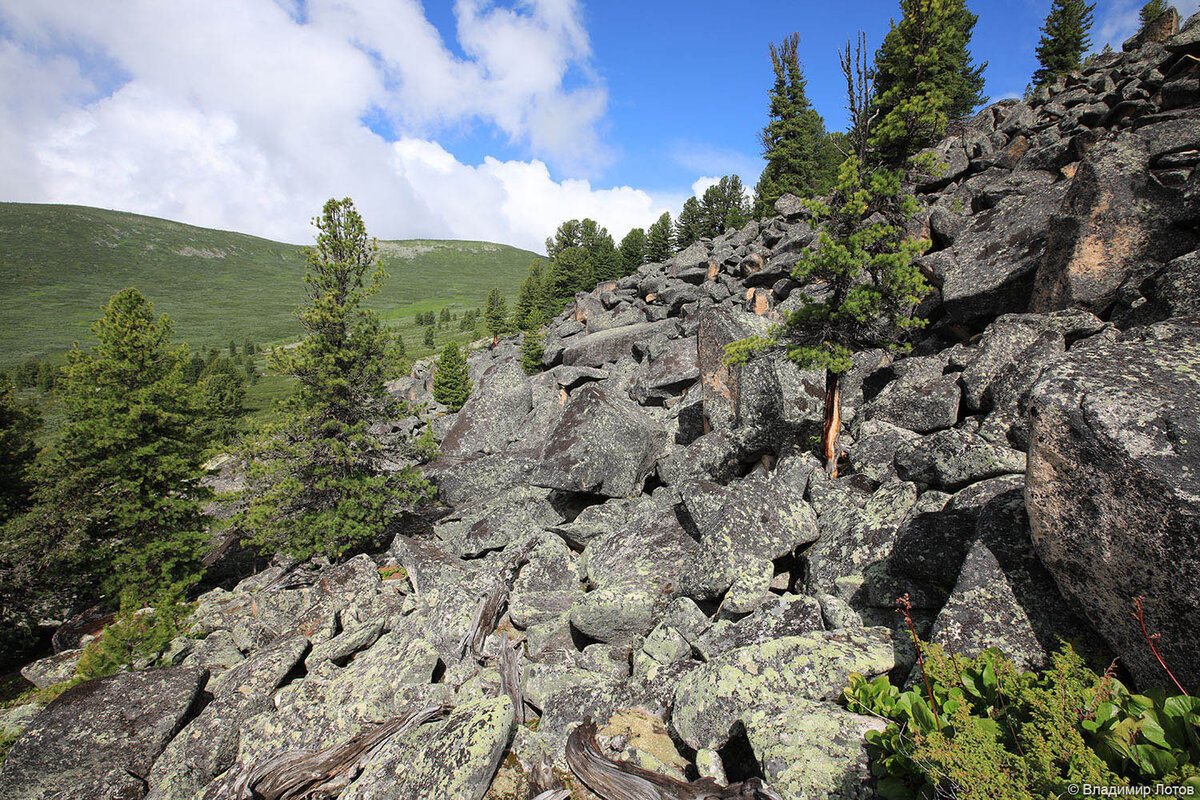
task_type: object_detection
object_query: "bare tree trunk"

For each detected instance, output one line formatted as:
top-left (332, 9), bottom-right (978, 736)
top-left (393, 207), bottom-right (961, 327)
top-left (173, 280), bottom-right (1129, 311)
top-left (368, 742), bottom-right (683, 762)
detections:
top-left (822, 369), bottom-right (842, 478)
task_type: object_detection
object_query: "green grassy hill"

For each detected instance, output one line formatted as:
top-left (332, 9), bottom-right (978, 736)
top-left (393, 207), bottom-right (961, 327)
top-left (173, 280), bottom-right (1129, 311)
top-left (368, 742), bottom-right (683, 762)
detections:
top-left (0, 202), bottom-right (543, 368)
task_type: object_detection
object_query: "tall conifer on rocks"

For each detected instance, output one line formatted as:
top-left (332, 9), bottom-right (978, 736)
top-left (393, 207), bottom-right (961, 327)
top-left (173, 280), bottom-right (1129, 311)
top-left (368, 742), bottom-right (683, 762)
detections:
top-left (675, 197), bottom-right (706, 250)
top-left (0, 377), bottom-right (39, 523)
top-left (3, 289), bottom-right (210, 603)
top-left (433, 341), bottom-right (471, 411)
top-left (618, 228), bottom-right (647, 276)
top-left (754, 33), bottom-right (840, 215)
top-left (1033, 0), bottom-right (1096, 87)
top-left (871, 0), bottom-right (987, 165)
top-left (485, 288), bottom-right (511, 346)
top-left (645, 212), bottom-right (675, 263)
top-left (726, 158), bottom-right (930, 476)
top-left (1139, 0), bottom-right (1169, 28)
top-left (240, 198), bottom-right (430, 560)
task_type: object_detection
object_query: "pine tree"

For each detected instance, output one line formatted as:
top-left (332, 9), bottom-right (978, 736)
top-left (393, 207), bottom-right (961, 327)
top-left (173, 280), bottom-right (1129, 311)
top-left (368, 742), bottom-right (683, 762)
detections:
top-left (700, 176), bottom-right (752, 236)
top-left (198, 358), bottom-right (247, 442)
top-left (519, 331), bottom-right (545, 376)
top-left (754, 33), bottom-right (840, 216)
top-left (7, 289), bottom-right (210, 603)
top-left (517, 263), bottom-right (549, 331)
top-left (0, 376), bottom-right (40, 522)
top-left (1140, 0), bottom-right (1168, 27)
top-left (1033, 0), bottom-right (1096, 87)
top-left (871, 0), bottom-right (988, 165)
top-left (618, 228), bottom-right (647, 277)
top-left (432, 341), bottom-right (471, 411)
top-left (423, 327), bottom-right (435, 347)
top-left (726, 158), bottom-right (930, 477)
top-left (645, 212), bottom-right (675, 263)
top-left (485, 288), bottom-right (511, 346)
top-left (439, 308), bottom-right (451, 325)
top-left (240, 199), bottom-right (430, 560)
top-left (675, 197), bottom-right (706, 250)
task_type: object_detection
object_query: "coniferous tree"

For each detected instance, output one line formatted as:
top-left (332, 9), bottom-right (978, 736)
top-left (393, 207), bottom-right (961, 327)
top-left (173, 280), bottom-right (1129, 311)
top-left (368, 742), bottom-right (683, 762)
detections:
top-left (0, 376), bottom-right (40, 522)
top-left (871, 0), bottom-right (987, 165)
top-left (6, 289), bottom-right (210, 603)
top-left (423, 326), bottom-right (435, 347)
top-left (516, 264), bottom-right (548, 332)
top-left (485, 288), bottom-right (511, 346)
top-left (1139, 0), bottom-right (1169, 27)
top-left (618, 228), bottom-right (647, 277)
top-left (675, 197), bottom-right (706, 250)
top-left (198, 358), bottom-right (247, 442)
top-left (439, 308), bottom-right (451, 325)
top-left (700, 176), bottom-right (752, 236)
top-left (726, 158), bottom-right (930, 477)
top-left (1033, 0), bottom-right (1096, 87)
top-left (519, 331), bottom-right (545, 376)
top-left (240, 198), bottom-right (430, 560)
top-left (754, 33), bottom-right (841, 216)
top-left (432, 341), bottom-right (471, 411)
top-left (645, 212), bottom-right (675, 263)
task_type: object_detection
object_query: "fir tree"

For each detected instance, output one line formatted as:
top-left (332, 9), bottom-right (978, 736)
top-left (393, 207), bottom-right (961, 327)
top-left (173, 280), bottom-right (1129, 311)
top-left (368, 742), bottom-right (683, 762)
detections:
top-left (439, 307), bottom-right (451, 324)
top-left (1140, 0), bottom-right (1169, 27)
top-left (618, 228), bottom-right (647, 276)
top-left (726, 158), bottom-right (930, 477)
top-left (754, 33), bottom-right (841, 215)
top-left (519, 331), bottom-right (545, 375)
top-left (240, 199), bottom-right (430, 560)
top-left (0, 376), bottom-right (40, 522)
top-left (423, 326), bottom-right (435, 347)
top-left (700, 175), bottom-right (751, 236)
top-left (516, 263), bottom-right (549, 332)
top-left (485, 288), bottom-right (511, 346)
top-left (432, 341), bottom-right (471, 411)
top-left (675, 197), bottom-right (706, 250)
top-left (1033, 0), bottom-right (1096, 87)
top-left (645, 212), bottom-right (675, 263)
top-left (198, 358), bottom-right (247, 442)
top-left (871, 0), bottom-right (988, 165)
top-left (6, 289), bottom-right (210, 603)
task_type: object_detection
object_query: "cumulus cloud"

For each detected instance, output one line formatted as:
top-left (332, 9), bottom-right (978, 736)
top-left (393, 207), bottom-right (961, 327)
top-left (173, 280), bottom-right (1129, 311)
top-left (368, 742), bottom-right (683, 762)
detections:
top-left (0, 0), bottom-right (676, 251)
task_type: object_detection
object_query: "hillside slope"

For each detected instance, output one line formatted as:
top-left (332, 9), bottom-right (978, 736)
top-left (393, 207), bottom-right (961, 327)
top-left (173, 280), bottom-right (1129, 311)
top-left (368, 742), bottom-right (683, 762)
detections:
top-left (0, 203), bottom-right (541, 367)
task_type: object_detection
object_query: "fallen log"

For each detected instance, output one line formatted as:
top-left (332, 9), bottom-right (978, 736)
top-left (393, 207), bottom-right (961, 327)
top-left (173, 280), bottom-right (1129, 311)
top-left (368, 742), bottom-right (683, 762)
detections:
top-left (565, 720), bottom-right (784, 800)
top-left (498, 635), bottom-right (525, 725)
top-left (459, 538), bottom-right (536, 660)
top-left (209, 702), bottom-right (449, 800)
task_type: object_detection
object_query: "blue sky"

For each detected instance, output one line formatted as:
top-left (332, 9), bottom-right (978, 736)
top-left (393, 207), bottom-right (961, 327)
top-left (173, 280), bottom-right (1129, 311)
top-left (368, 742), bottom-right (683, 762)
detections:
top-left (0, 0), bottom-right (1193, 252)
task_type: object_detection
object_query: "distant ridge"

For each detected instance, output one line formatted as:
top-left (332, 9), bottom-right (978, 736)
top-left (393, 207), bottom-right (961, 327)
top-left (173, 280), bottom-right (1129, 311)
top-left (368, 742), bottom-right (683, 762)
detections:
top-left (0, 202), bottom-right (542, 366)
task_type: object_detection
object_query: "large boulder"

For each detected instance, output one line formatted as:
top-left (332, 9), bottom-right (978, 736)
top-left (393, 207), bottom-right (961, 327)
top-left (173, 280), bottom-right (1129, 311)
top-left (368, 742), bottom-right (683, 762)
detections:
top-left (0, 667), bottom-right (206, 800)
top-left (532, 383), bottom-right (668, 498)
top-left (439, 357), bottom-right (533, 456)
top-left (560, 321), bottom-right (677, 368)
top-left (1032, 135), bottom-right (1197, 316)
top-left (1026, 318), bottom-right (1200, 690)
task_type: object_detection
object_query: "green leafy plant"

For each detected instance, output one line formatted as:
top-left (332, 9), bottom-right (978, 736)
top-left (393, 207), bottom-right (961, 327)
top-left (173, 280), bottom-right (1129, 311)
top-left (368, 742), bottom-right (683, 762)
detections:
top-left (843, 598), bottom-right (1200, 799)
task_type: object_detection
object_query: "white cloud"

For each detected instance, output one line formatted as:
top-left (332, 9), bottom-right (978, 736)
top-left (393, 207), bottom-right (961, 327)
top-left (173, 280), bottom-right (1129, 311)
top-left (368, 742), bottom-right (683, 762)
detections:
top-left (0, 0), bottom-right (676, 252)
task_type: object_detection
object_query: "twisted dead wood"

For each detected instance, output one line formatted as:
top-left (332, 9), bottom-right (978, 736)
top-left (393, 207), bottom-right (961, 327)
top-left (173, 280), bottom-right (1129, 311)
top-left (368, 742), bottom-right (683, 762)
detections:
top-left (565, 720), bottom-right (784, 800)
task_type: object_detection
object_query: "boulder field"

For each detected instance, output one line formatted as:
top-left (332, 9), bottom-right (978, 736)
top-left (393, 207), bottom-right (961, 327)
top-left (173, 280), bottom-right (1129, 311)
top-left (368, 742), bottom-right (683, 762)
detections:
top-left (4, 16), bottom-right (1200, 800)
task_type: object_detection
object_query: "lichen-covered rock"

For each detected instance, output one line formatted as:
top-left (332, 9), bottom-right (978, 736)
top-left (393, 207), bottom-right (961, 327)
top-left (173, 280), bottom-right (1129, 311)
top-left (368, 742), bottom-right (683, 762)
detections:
top-left (440, 357), bottom-right (533, 456)
top-left (509, 533), bottom-right (584, 629)
top-left (848, 421), bottom-right (921, 482)
top-left (342, 696), bottom-right (514, 800)
top-left (695, 594), bottom-right (824, 659)
top-left (743, 700), bottom-right (884, 800)
top-left (631, 335), bottom-right (700, 403)
top-left (426, 452), bottom-right (539, 507)
top-left (18, 648), bottom-right (83, 690)
top-left (0, 667), bottom-right (206, 800)
top-left (560, 321), bottom-right (677, 368)
top-left (680, 470), bottom-right (819, 600)
top-left (895, 428), bottom-right (1027, 491)
top-left (570, 586), bottom-right (660, 646)
top-left (532, 383), bottom-right (667, 498)
top-left (862, 370), bottom-right (961, 434)
top-left (433, 485), bottom-right (559, 557)
top-left (671, 628), bottom-right (894, 750)
top-left (1026, 318), bottom-right (1200, 689)
top-left (805, 480), bottom-right (918, 596)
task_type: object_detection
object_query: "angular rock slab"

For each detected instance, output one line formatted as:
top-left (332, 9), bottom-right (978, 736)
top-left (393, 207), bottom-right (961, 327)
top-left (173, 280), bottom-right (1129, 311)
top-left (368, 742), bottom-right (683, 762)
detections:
top-left (744, 701), bottom-right (884, 800)
top-left (0, 667), bottom-right (206, 800)
top-left (1026, 318), bottom-right (1200, 690)
top-left (342, 696), bottom-right (514, 800)
top-left (671, 628), bottom-right (894, 751)
top-left (440, 357), bottom-right (533, 457)
top-left (531, 383), bottom-right (667, 498)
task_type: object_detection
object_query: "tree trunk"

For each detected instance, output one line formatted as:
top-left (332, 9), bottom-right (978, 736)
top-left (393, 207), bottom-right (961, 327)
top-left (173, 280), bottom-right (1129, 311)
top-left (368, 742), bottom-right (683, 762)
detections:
top-left (822, 369), bottom-right (842, 478)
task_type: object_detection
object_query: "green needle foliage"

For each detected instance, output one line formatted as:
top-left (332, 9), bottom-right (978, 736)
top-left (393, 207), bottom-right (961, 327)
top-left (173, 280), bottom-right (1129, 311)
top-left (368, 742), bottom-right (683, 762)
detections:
top-left (0, 377), bottom-right (39, 522)
top-left (485, 288), bottom-right (512, 344)
top-left (754, 33), bottom-right (841, 215)
top-left (519, 330), bottom-right (546, 376)
top-left (3, 288), bottom-right (211, 605)
top-left (618, 227), bottom-right (647, 275)
top-left (675, 197), bottom-right (706, 250)
top-left (1140, 0), bottom-right (1169, 27)
top-left (433, 340), bottom-right (472, 411)
top-left (871, 0), bottom-right (987, 165)
top-left (645, 212), bottom-right (675, 263)
top-left (239, 198), bottom-right (431, 561)
top-left (1033, 0), bottom-right (1097, 87)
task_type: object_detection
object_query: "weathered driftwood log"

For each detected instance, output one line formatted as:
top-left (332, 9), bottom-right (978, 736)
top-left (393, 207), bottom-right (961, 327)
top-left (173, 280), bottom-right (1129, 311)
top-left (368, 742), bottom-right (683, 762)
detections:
top-left (498, 635), bottom-right (525, 724)
top-left (459, 539), bottom-right (536, 659)
top-left (210, 703), bottom-right (449, 800)
top-left (565, 721), bottom-right (784, 800)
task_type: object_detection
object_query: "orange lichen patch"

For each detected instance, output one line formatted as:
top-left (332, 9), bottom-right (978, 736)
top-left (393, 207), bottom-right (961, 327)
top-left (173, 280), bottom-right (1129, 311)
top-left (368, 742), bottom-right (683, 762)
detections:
top-left (706, 261), bottom-right (720, 282)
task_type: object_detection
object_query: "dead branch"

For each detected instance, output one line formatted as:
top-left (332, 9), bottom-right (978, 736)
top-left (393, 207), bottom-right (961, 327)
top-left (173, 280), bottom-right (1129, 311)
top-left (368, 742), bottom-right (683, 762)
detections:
top-left (210, 703), bottom-right (449, 800)
top-left (565, 720), bottom-right (784, 800)
top-left (498, 635), bottom-right (526, 724)
top-left (459, 539), bottom-right (537, 660)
